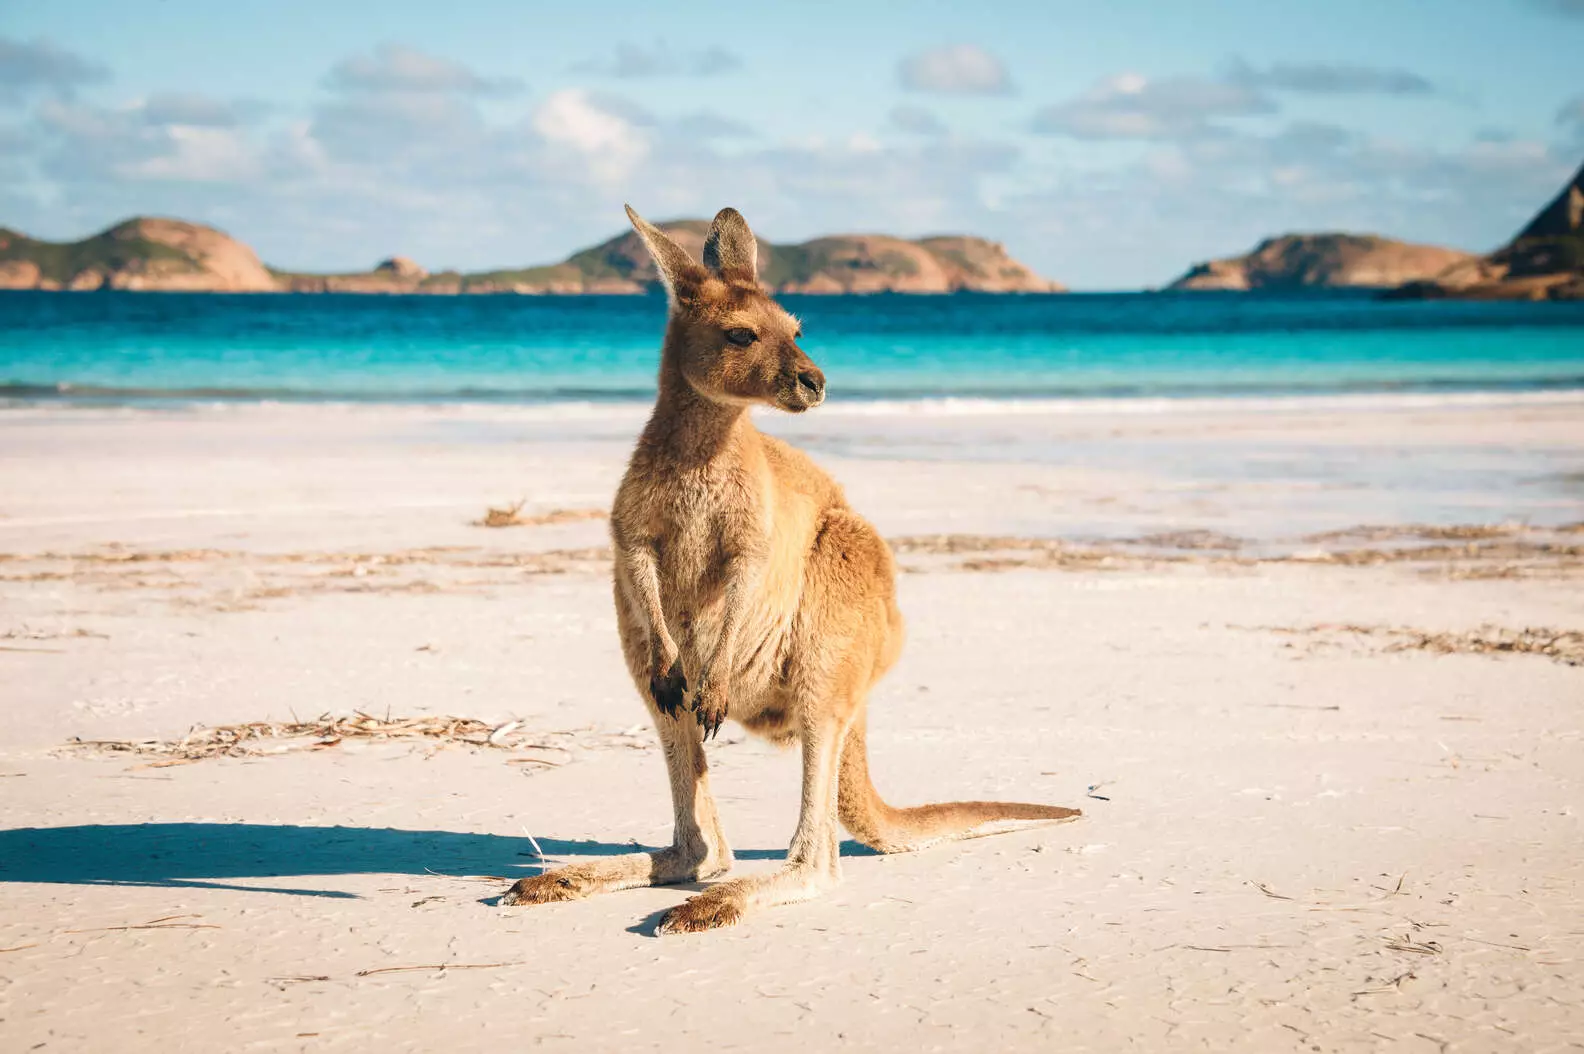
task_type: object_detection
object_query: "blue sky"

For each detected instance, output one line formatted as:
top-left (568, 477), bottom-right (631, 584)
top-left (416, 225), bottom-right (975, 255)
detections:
top-left (2, 0), bottom-right (1581, 287)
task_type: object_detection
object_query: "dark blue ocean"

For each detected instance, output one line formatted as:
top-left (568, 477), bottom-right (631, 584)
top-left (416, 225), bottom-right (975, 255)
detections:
top-left (2, 290), bottom-right (1583, 405)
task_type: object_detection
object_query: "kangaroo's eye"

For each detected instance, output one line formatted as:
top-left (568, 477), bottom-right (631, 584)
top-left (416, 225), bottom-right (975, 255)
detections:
top-left (725, 328), bottom-right (757, 347)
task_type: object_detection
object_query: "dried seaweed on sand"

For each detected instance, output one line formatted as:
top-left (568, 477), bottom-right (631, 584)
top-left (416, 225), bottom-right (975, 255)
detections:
top-left (474, 501), bottom-right (606, 529)
top-left (64, 713), bottom-right (653, 764)
top-left (1252, 623), bottom-right (1584, 666)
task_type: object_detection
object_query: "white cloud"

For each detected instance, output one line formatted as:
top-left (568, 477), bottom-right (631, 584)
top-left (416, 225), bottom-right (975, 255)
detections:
top-left (532, 89), bottom-right (650, 184)
top-left (310, 92), bottom-right (485, 164)
top-left (303, 44), bottom-right (524, 168)
top-left (6, 42), bottom-right (1574, 289)
top-left (898, 45), bottom-right (1011, 95)
top-left (121, 125), bottom-right (261, 182)
top-left (1032, 73), bottom-right (1274, 140)
top-left (574, 41), bottom-right (740, 78)
top-left (1224, 58), bottom-right (1435, 96)
top-left (890, 105), bottom-right (947, 137)
top-left (1008, 117), bottom-right (1575, 285)
top-left (141, 93), bottom-right (255, 128)
top-left (671, 111), bottom-right (754, 140)
top-left (325, 44), bottom-right (522, 96)
top-left (0, 36), bottom-right (108, 100)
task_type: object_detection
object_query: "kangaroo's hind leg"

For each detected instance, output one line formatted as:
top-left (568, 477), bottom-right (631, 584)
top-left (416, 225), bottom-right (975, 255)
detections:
top-left (652, 514), bottom-right (898, 932)
top-left (502, 595), bottom-right (732, 906)
top-left (656, 700), bottom-right (851, 933)
top-left (502, 707), bottom-right (732, 904)
top-left (656, 637), bottom-right (876, 933)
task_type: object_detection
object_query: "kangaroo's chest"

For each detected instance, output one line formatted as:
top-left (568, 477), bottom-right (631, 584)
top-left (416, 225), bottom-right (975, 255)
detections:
top-left (651, 469), bottom-right (765, 607)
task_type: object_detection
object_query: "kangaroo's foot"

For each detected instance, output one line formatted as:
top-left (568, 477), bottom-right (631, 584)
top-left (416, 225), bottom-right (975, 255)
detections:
top-left (656, 860), bottom-right (837, 934)
top-left (501, 867), bottom-right (599, 905)
top-left (656, 884), bottom-right (747, 933)
top-left (501, 844), bottom-right (731, 907)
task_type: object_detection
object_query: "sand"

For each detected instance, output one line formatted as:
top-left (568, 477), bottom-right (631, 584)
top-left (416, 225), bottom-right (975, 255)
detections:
top-left (1, 399), bottom-right (1581, 1052)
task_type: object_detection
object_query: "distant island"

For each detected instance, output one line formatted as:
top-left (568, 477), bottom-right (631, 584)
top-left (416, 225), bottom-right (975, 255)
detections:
top-left (7, 158), bottom-right (1580, 298)
top-left (1164, 157), bottom-right (1583, 300)
top-left (1385, 160), bottom-right (1584, 301)
top-left (0, 217), bottom-right (1062, 296)
top-left (1166, 233), bottom-right (1474, 292)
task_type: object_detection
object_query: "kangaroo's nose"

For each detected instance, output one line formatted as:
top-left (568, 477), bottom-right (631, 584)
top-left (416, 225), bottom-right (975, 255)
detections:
top-left (796, 368), bottom-right (825, 400)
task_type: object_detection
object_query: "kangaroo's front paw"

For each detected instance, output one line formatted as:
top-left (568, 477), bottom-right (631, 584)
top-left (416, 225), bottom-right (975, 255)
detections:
top-left (500, 869), bottom-right (593, 906)
top-left (688, 678), bottom-right (728, 740)
top-left (649, 659), bottom-right (687, 718)
top-left (657, 887), bottom-right (744, 934)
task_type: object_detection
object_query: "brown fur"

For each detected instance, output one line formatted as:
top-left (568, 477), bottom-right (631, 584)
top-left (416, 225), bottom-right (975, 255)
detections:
top-left (501, 205), bottom-right (1079, 932)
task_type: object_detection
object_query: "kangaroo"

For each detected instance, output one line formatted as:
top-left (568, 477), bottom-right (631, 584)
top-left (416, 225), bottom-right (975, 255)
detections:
top-left (501, 205), bottom-right (1080, 933)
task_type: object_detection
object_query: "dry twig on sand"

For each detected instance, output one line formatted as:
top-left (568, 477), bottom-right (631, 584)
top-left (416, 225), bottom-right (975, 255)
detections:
top-left (65, 914), bottom-right (220, 934)
top-left (268, 975), bottom-right (331, 988)
top-left (356, 962), bottom-right (524, 977)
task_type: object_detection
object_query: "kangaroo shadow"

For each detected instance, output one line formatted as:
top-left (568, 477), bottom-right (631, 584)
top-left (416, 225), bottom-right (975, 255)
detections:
top-left (0, 823), bottom-right (877, 899)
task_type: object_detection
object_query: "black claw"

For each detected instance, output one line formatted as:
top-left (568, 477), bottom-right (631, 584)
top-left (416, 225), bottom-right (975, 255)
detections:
top-left (648, 679), bottom-right (677, 717)
top-left (649, 662), bottom-right (687, 718)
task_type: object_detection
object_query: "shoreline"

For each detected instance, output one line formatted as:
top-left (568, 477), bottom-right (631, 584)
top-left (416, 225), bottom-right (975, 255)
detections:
top-left (3, 399), bottom-right (1581, 546)
top-left (5, 385), bottom-right (1584, 414)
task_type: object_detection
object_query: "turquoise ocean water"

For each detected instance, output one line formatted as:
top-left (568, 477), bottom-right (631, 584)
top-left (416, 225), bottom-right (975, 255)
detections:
top-left (3, 291), bottom-right (1583, 406)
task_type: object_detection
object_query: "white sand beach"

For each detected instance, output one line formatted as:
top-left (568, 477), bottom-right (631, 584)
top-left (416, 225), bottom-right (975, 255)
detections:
top-left (2, 399), bottom-right (1582, 1052)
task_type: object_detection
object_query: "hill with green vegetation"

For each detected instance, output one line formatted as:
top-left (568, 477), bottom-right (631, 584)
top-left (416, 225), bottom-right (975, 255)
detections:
top-left (1, 216), bottom-right (1062, 295)
top-left (450, 221), bottom-right (1062, 294)
top-left (0, 218), bottom-right (276, 291)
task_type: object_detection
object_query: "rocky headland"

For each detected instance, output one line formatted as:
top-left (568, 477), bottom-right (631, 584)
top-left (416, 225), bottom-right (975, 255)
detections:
top-left (1167, 233), bottom-right (1474, 292)
top-left (1385, 161), bottom-right (1584, 301)
top-left (0, 217), bottom-right (1062, 296)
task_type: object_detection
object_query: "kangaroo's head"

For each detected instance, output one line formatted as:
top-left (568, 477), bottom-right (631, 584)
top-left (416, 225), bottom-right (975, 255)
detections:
top-left (625, 204), bottom-right (826, 413)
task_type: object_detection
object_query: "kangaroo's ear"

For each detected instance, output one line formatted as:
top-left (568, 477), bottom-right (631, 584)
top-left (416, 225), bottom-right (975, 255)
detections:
top-left (702, 207), bottom-right (758, 282)
top-left (625, 204), bottom-right (707, 305)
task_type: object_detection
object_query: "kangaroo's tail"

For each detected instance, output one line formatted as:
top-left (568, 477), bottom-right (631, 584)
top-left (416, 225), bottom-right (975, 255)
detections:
top-left (836, 715), bottom-right (1081, 853)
